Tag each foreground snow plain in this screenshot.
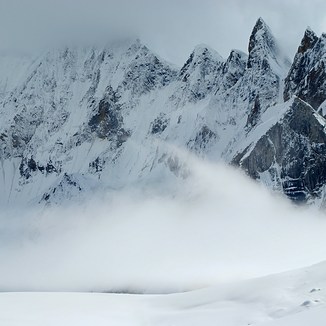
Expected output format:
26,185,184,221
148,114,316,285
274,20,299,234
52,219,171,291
1,261,326,326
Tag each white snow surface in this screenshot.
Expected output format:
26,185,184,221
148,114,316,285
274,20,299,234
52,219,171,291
1,261,326,325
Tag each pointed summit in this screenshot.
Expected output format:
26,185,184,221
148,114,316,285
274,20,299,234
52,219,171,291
176,45,224,103
193,44,223,59
248,17,275,54
219,50,247,90
284,28,326,108
233,18,291,115
298,27,318,54
247,18,290,72
179,44,223,78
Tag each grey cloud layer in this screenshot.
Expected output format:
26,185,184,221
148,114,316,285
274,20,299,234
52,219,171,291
1,0,326,64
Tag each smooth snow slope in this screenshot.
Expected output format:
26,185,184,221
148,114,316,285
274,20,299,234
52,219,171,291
1,261,326,326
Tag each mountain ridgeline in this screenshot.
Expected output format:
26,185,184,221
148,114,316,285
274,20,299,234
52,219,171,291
1,18,326,206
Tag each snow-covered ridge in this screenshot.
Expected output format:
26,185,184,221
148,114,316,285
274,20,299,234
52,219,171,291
1,18,326,206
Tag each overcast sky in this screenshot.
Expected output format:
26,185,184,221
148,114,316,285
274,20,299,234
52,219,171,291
1,0,326,65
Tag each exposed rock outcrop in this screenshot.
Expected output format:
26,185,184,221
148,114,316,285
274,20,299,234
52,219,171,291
234,98,326,202
284,28,326,110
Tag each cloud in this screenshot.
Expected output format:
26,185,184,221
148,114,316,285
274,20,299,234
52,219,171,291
1,0,326,64
0,154,325,293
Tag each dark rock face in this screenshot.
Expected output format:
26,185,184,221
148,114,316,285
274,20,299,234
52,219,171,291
89,100,120,138
45,161,58,174
248,18,278,68
10,108,44,154
89,157,104,173
234,98,326,202
151,114,169,135
284,29,326,110
88,88,130,146
220,50,247,90
179,52,195,79
282,179,306,202
19,158,34,180
298,28,319,54
246,96,261,129
242,134,275,178
19,157,60,180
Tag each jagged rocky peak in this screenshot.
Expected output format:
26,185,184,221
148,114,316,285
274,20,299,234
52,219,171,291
247,17,290,71
248,17,276,68
106,39,180,92
122,41,178,94
225,49,247,65
174,44,225,103
298,27,319,54
248,17,274,53
8,38,177,109
231,18,290,119
284,29,326,109
179,44,224,80
220,49,248,89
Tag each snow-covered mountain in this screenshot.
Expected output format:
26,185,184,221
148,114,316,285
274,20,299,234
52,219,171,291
2,18,326,207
